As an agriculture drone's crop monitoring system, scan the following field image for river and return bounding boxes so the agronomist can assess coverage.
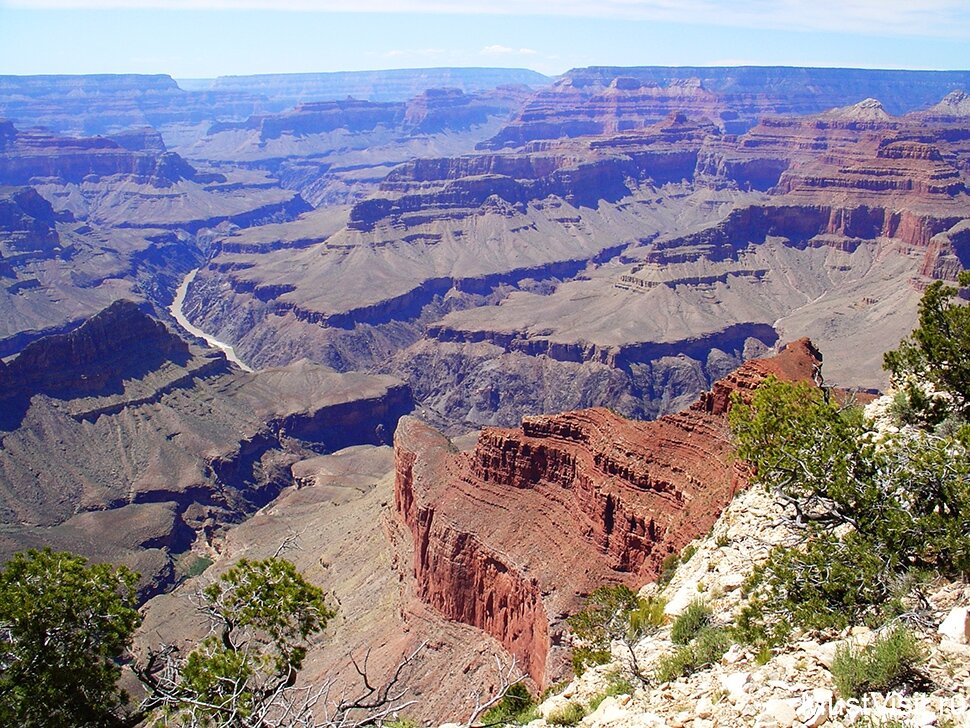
[169,268,254,373]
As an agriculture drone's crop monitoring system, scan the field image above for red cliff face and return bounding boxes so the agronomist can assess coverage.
[393,338,821,686]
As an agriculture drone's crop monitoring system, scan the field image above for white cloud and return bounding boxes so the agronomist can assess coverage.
[480,45,539,56]
[5,0,970,38]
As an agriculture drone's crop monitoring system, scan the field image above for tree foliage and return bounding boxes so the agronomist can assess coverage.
[0,548,141,728]
[730,270,970,638]
[566,585,664,684]
[138,557,334,726]
[884,270,970,425]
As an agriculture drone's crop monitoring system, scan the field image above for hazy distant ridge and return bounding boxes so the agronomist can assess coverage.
[180,67,553,104]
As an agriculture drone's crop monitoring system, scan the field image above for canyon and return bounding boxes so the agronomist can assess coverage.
[179,78,970,431]
[0,66,969,719]
[137,338,822,719]
[0,299,411,596]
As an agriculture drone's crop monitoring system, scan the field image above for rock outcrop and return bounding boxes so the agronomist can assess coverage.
[394,339,822,686]
[532,429,970,728]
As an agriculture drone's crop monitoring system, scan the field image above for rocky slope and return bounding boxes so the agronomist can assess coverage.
[393,339,822,687]
[0,300,412,595]
[531,461,970,728]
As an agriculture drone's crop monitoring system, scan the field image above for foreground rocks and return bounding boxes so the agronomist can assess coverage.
[528,462,970,728]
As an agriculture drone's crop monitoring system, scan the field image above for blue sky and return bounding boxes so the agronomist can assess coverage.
[1,1,968,79]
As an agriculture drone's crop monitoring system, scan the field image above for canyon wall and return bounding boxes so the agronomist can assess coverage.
[394,339,822,685]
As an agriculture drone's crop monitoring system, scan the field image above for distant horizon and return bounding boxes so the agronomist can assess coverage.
[6,64,970,84]
[1,3,968,78]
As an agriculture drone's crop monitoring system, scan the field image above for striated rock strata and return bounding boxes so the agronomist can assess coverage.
[393,339,821,685]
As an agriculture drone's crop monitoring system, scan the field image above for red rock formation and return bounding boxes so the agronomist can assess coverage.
[394,338,821,685]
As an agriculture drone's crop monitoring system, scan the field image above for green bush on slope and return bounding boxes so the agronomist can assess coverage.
[730,270,970,645]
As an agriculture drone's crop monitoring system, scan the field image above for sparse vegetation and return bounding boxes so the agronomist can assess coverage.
[138,557,335,725]
[383,719,420,728]
[567,585,664,683]
[655,625,730,683]
[545,701,587,726]
[586,671,635,712]
[670,600,712,645]
[0,548,141,728]
[720,271,970,704]
[478,682,537,726]
[657,552,681,587]
[831,627,927,699]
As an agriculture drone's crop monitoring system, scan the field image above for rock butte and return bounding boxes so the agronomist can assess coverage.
[394,338,822,686]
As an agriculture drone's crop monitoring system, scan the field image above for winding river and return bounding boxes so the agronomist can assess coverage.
[169,268,254,372]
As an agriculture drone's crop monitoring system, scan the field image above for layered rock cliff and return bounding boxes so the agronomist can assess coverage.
[0,121,200,187]
[394,339,822,685]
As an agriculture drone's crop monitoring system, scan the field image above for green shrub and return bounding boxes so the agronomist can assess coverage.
[655,645,696,683]
[749,533,907,632]
[693,626,731,668]
[754,643,773,666]
[546,701,586,726]
[730,365,970,635]
[586,672,635,712]
[567,586,663,678]
[657,552,680,588]
[540,680,569,702]
[383,719,419,728]
[831,627,926,699]
[626,595,667,639]
[680,543,697,563]
[655,626,730,682]
[670,600,712,645]
[570,646,610,676]
[479,682,536,726]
